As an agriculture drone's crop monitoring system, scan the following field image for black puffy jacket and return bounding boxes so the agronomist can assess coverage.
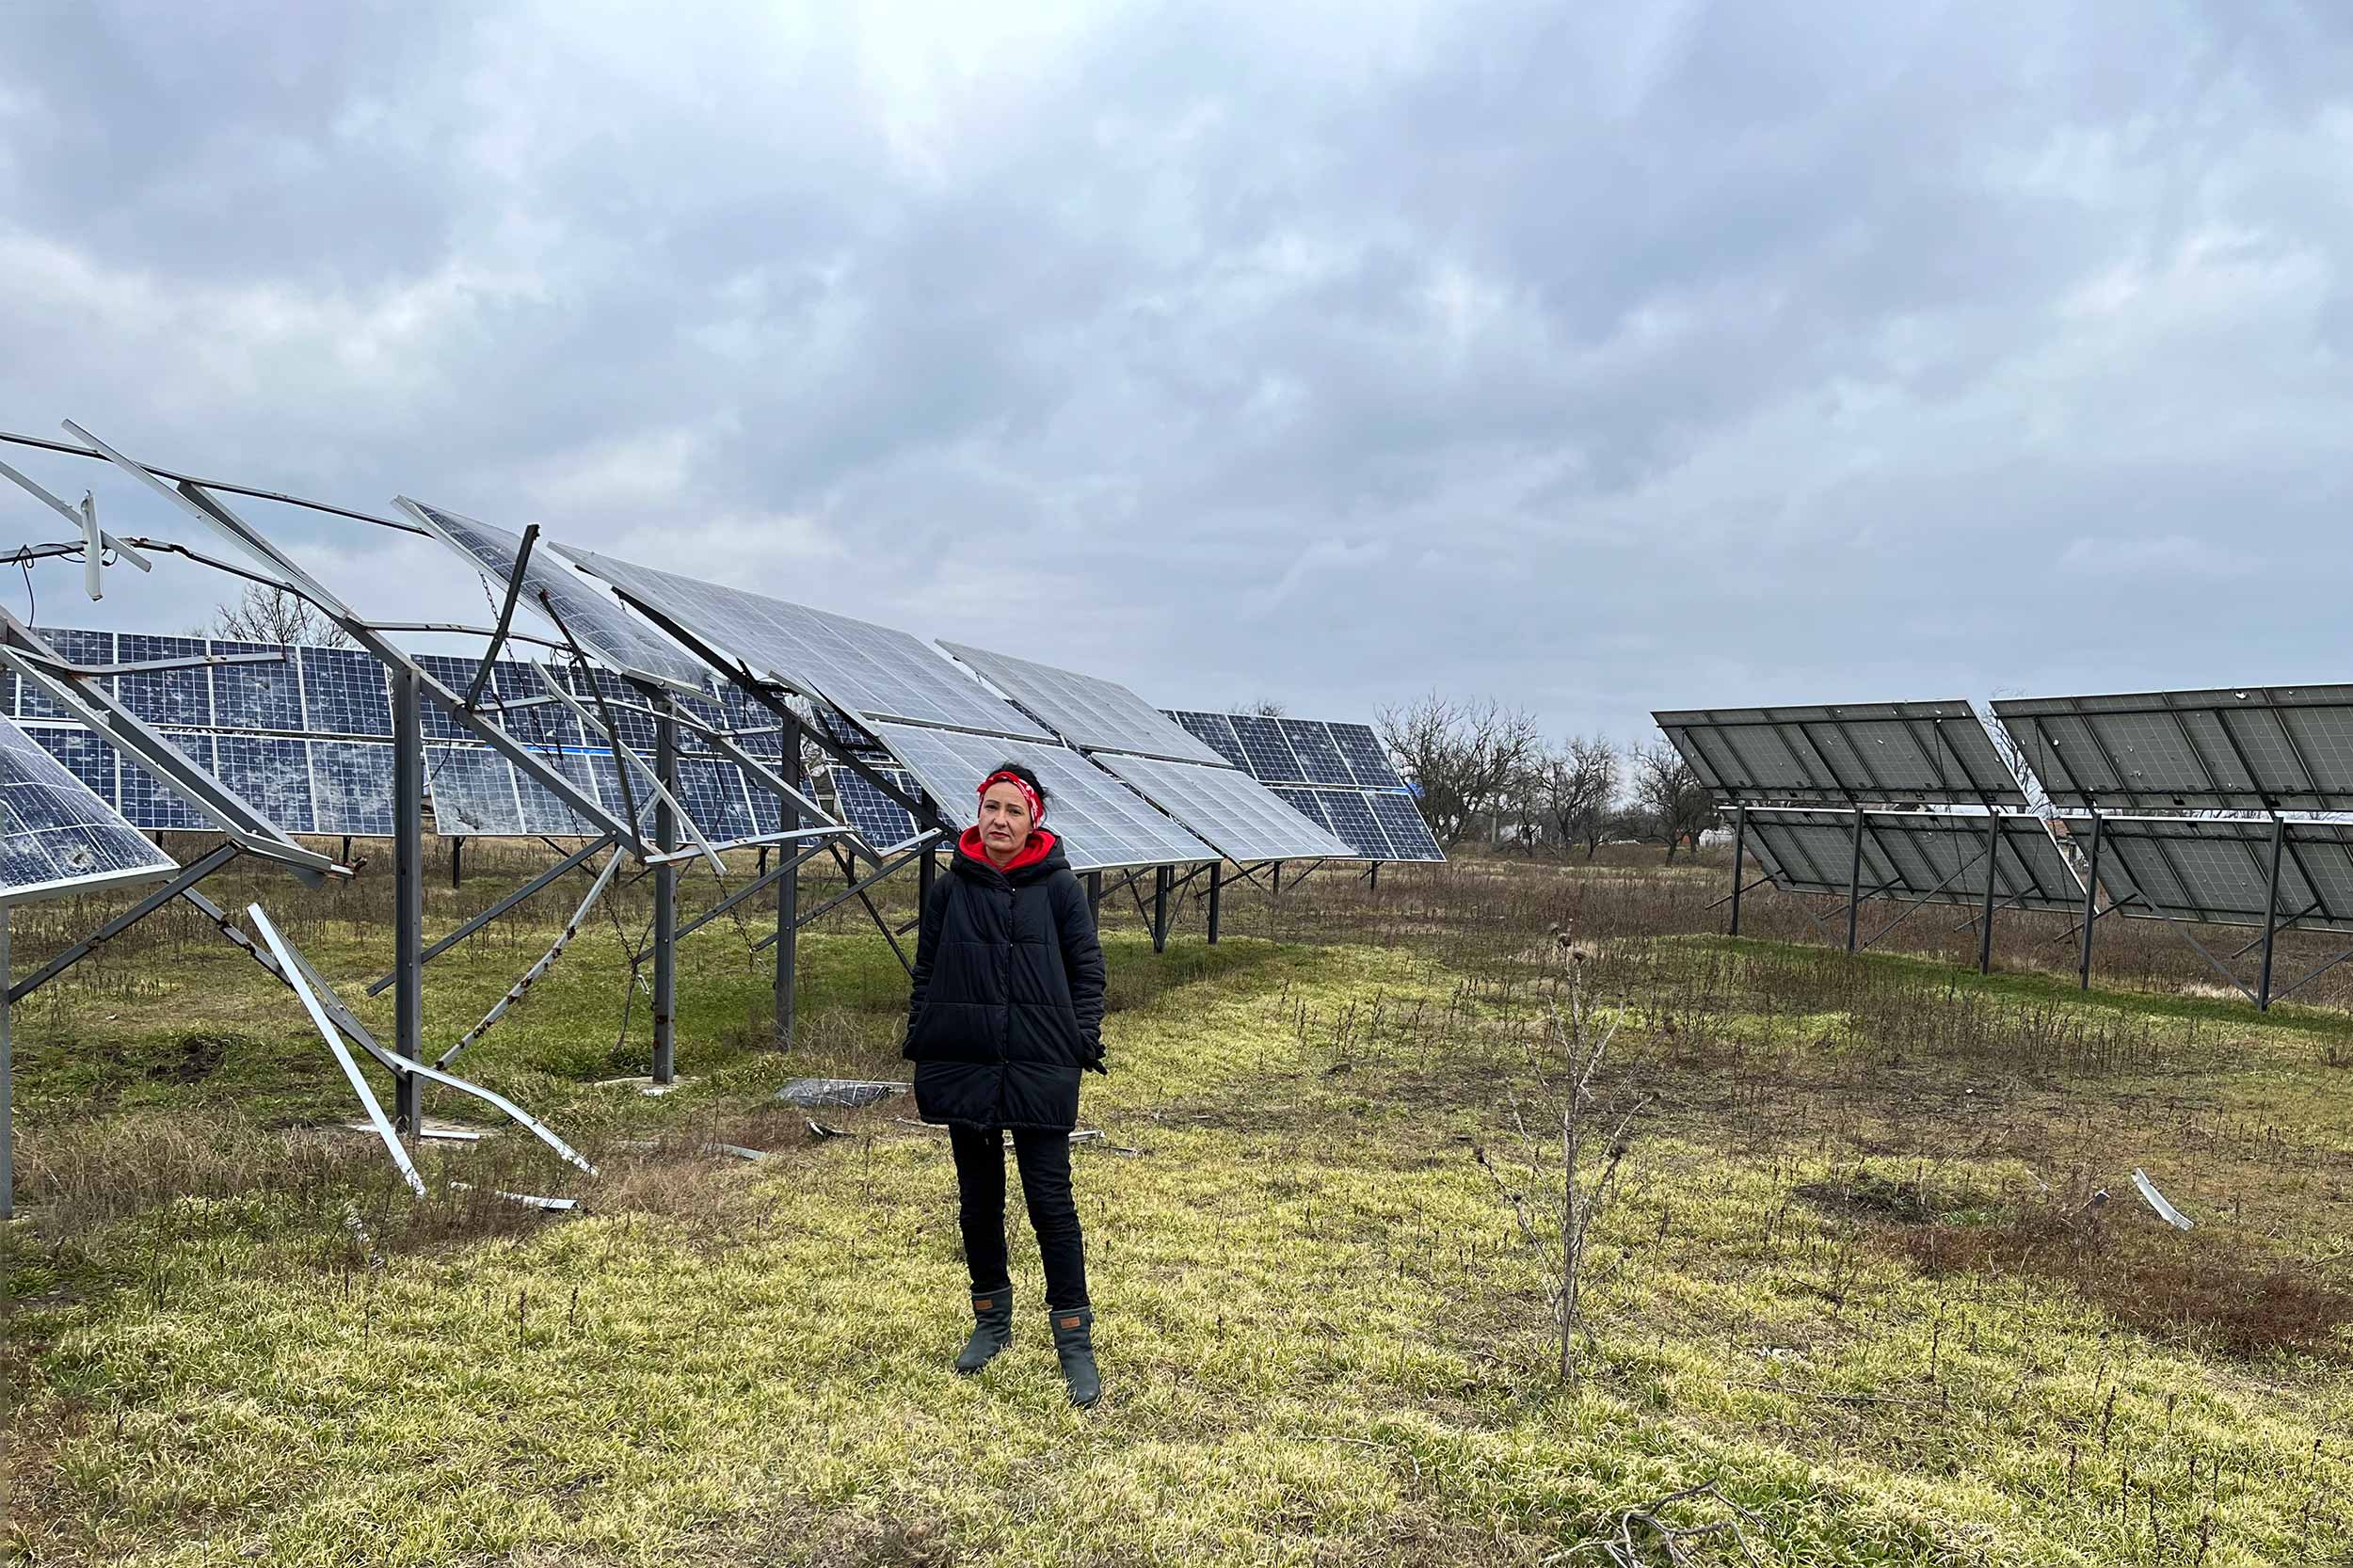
[902,830,1107,1130]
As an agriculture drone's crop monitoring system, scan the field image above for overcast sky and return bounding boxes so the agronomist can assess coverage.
[4,1,2350,746]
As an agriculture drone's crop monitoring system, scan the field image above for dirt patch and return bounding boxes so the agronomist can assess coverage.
[145,1031,244,1085]
[1903,1210,2353,1362]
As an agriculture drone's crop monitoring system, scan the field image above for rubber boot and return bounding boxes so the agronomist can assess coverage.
[1049,1306,1101,1408]
[956,1289,1014,1375]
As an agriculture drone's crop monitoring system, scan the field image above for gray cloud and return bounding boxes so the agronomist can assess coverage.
[5,0,2352,748]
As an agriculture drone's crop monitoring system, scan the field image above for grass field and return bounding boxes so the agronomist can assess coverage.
[5,841,2351,1565]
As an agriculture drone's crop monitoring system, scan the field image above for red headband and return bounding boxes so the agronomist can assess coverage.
[978,770,1044,825]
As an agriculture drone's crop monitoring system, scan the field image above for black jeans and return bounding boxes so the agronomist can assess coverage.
[949,1126,1089,1311]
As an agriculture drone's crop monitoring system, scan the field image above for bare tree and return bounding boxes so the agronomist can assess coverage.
[213,583,352,648]
[1629,741,1714,860]
[1376,693,1543,850]
[1241,698,1287,718]
[1538,735,1621,861]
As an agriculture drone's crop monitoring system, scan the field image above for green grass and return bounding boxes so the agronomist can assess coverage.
[6,857,2353,1565]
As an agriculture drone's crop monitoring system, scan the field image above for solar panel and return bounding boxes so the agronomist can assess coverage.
[402,499,711,689]
[19,629,114,722]
[555,545,1050,739]
[2069,815,2353,933]
[0,713,176,904]
[1163,711,1249,770]
[1327,722,1404,790]
[30,725,115,802]
[426,744,525,837]
[1226,714,1306,783]
[1741,808,2081,913]
[215,734,316,833]
[116,634,212,728]
[828,766,922,849]
[120,732,216,832]
[675,757,760,845]
[517,749,604,838]
[1270,786,1332,833]
[1313,789,1394,859]
[1279,720,1358,787]
[208,639,304,733]
[1654,701,2025,807]
[938,642,1228,764]
[578,668,661,754]
[489,660,585,750]
[297,647,392,739]
[1365,791,1445,860]
[1995,689,2353,812]
[1091,754,1357,862]
[310,741,396,838]
[867,723,1210,872]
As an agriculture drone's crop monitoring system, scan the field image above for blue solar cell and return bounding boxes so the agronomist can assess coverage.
[488,661,585,749]
[1164,711,1249,770]
[427,745,523,836]
[830,767,920,848]
[585,752,657,834]
[208,639,304,733]
[516,750,604,837]
[675,757,760,844]
[297,647,392,738]
[1270,787,1331,832]
[19,629,115,721]
[120,732,216,832]
[1365,791,1444,860]
[1278,720,1357,786]
[216,734,315,832]
[1313,790,1393,859]
[30,725,116,803]
[311,740,396,836]
[581,669,661,754]
[116,634,212,728]
[1227,715,1305,783]
[409,654,483,743]
[1327,723,1404,790]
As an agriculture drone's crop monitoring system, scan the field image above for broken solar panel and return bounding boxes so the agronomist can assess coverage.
[1365,791,1445,860]
[1653,701,2025,808]
[937,641,1229,764]
[1091,753,1355,863]
[1164,711,1250,770]
[555,544,1050,740]
[1740,808,2080,913]
[120,732,216,832]
[1313,789,1392,859]
[827,766,922,849]
[14,628,115,723]
[1163,710,1439,862]
[296,647,393,738]
[0,712,177,904]
[1278,719,1357,787]
[401,499,711,689]
[116,634,212,728]
[2067,814,2353,933]
[1995,688,2353,812]
[868,723,1209,872]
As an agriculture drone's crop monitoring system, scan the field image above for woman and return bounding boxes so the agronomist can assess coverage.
[903,761,1108,1407]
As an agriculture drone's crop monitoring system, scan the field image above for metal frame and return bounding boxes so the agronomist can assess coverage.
[1656,700,2026,808]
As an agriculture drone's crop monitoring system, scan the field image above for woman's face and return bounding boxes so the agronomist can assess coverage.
[978,781,1034,857]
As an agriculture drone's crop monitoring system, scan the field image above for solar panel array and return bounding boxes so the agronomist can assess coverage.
[1740,808,2082,914]
[6,629,783,843]
[0,712,178,904]
[824,766,923,849]
[1090,754,1358,863]
[556,545,1050,739]
[1162,711,1441,861]
[1654,701,2025,808]
[1994,689,2353,812]
[2065,815,2353,934]
[869,724,1213,872]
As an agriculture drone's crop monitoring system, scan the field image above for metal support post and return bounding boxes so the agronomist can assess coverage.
[2258,814,2286,1010]
[1273,860,1285,899]
[450,838,463,890]
[1845,806,1864,954]
[2078,811,2103,991]
[1,911,12,1221]
[1978,816,2000,976]
[775,716,801,1047]
[1086,870,1102,925]
[651,703,678,1082]
[1152,866,1173,953]
[1368,862,1379,893]
[919,840,936,911]
[1729,804,1748,936]
[1207,863,1223,943]
[391,664,424,1132]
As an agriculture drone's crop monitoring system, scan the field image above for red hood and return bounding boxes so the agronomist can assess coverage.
[959,824,1057,874]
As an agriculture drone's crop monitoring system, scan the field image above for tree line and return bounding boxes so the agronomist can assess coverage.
[1373,693,1714,859]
